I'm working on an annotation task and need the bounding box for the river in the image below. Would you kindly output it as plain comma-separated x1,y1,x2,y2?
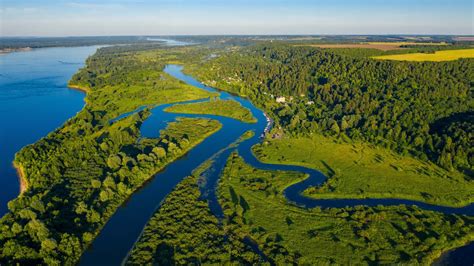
80,65,473,265
1,46,472,265
0,46,101,215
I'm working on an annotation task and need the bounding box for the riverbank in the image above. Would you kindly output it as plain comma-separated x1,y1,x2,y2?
433,241,474,265
80,117,225,265
68,83,90,93
0,47,32,55
13,162,28,194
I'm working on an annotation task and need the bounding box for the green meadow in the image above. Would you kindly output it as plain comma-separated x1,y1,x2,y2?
253,134,474,207
218,153,474,265
165,98,257,123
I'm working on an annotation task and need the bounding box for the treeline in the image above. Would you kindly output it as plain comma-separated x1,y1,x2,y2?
0,36,153,49
189,44,473,174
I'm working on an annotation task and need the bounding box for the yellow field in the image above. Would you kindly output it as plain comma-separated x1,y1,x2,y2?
373,48,474,62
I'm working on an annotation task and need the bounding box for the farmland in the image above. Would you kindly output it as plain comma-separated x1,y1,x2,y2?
373,48,474,61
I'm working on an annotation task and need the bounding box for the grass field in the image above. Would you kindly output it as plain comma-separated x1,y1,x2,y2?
252,134,474,207
219,154,474,265
373,48,474,61
165,98,257,123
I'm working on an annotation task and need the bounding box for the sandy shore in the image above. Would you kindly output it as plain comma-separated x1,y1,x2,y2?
68,84,90,93
13,162,28,194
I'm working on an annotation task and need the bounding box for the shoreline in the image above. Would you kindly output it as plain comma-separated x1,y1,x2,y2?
10,84,88,197
68,84,90,93
13,162,28,194
0,47,33,55
432,240,474,266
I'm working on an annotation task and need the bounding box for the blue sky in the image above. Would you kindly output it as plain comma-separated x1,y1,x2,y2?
1,0,472,36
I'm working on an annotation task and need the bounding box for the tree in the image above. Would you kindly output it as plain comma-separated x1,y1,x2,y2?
330,121,340,135
107,155,122,170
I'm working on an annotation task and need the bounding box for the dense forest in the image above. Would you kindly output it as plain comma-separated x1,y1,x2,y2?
188,44,473,175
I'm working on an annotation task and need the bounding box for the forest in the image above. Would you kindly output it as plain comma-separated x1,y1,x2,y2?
187,44,473,176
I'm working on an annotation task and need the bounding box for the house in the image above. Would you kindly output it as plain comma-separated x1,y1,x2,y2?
276,96,286,103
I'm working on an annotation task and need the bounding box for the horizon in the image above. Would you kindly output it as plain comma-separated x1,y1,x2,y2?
1,0,473,36
2,34,474,38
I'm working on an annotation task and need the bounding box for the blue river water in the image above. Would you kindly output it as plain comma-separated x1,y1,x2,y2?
80,65,473,265
0,46,101,215
0,46,471,265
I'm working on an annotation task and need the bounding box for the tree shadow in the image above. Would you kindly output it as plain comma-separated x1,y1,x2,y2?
154,242,175,265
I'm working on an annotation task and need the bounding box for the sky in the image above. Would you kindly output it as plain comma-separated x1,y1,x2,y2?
1,0,473,36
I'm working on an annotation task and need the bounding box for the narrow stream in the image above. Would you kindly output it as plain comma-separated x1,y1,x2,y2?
80,65,473,265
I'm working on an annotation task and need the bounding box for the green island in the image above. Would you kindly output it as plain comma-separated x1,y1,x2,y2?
165,98,257,123
126,163,263,265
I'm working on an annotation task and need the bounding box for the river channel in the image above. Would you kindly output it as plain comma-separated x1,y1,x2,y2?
80,65,473,265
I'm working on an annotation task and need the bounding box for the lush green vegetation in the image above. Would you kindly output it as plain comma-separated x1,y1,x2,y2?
253,134,474,207
126,170,263,265
0,46,221,264
218,153,474,265
2,41,472,265
187,44,473,176
165,98,257,123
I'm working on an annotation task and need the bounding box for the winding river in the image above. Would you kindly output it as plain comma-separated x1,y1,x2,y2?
1,44,471,265
79,65,473,265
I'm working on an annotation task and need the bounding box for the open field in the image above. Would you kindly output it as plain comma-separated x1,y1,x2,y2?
299,42,448,51
165,98,257,123
218,154,474,265
252,134,474,207
373,48,474,61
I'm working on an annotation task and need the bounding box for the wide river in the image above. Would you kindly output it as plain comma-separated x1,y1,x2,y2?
1,46,472,265
0,46,101,215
